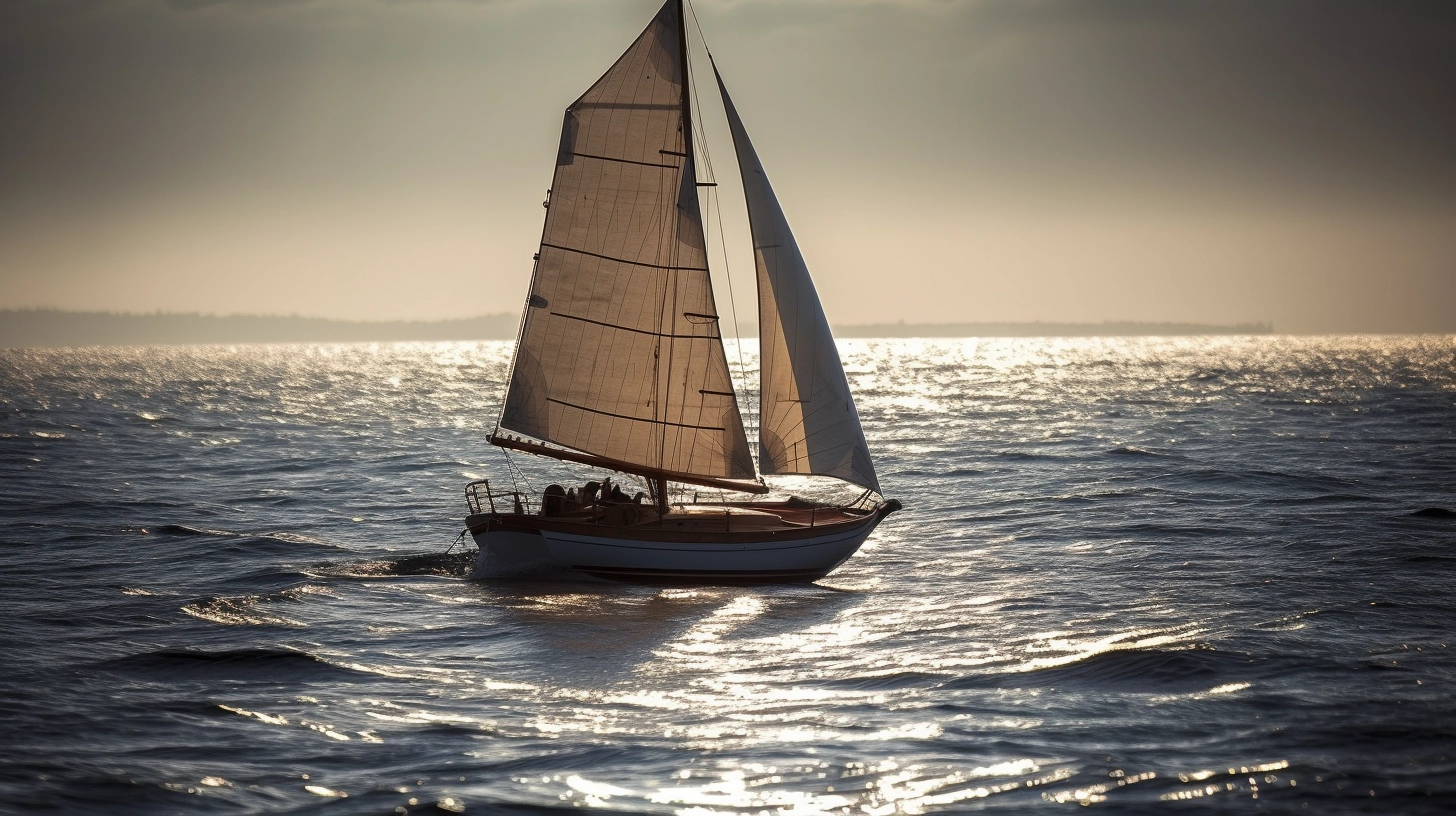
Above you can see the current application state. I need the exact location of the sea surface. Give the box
[1,336,1453,814]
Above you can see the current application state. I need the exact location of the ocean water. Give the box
[0,335,1453,814]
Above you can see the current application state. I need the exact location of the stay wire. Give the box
[684,0,756,458]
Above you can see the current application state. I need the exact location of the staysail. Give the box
[495,0,760,493]
[715,66,881,494]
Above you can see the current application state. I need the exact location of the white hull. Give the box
[467,511,885,583]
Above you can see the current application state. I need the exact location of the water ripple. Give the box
[0,337,1453,813]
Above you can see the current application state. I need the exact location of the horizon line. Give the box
[0,308,1272,329]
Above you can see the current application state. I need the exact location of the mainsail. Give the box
[715,67,882,494]
[495,0,759,493]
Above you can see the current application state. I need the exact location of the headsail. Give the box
[496,0,760,493]
[715,66,881,494]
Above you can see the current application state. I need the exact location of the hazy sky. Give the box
[2,0,1453,332]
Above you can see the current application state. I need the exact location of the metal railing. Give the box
[465,479,534,516]
[467,478,878,523]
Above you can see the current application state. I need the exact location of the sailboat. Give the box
[465,0,900,583]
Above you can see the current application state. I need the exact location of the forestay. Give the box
[715,67,882,494]
[497,0,757,491]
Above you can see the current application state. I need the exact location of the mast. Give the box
[678,0,692,168]
[666,0,693,515]
[659,0,690,516]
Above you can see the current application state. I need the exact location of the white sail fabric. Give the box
[498,0,755,485]
[716,68,881,493]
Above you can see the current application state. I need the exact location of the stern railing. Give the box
[465,479,534,516]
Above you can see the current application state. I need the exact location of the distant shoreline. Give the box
[0,310,1281,348]
[0,310,521,348]
[832,320,1274,338]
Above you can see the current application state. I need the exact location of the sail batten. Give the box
[496,0,756,486]
[539,242,708,272]
[714,65,882,494]
[566,152,682,169]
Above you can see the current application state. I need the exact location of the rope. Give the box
[499,445,527,498]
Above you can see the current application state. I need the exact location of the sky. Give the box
[1,0,1453,333]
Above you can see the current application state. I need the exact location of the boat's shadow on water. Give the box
[312,547,869,686]
[463,577,868,685]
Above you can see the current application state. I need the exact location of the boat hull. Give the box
[466,505,893,584]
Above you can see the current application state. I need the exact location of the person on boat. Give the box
[541,484,567,517]
[580,480,601,506]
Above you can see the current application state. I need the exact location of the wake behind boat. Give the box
[465,0,899,583]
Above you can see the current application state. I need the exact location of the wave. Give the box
[148,524,344,550]
[946,646,1254,692]
[895,467,986,478]
[180,584,334,627]
[227,494,304,507]
[992,450,1076,462]
[1165,466,1358,490]
[152,524,237,537]
[307,551,476,580]
[1106,445,1160,456]
[99,647,372,681]
[1272,493,1382,506]
[819,671,945,691]
[24,499,191,515]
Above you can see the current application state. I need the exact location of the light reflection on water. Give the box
[0,335,1453,812]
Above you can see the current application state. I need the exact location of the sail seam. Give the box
[541,242,708,272]
[547,397,726,431]
[550,311,721,340]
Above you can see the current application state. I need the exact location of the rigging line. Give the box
[684,0,754,461]
[686,0,711,64]
[498,444,526,501]
[711,171,752,447]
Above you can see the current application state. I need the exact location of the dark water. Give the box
[1,336,1453,814]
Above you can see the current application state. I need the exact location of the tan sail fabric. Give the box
[716,68,881,493]
[498,0,755,484]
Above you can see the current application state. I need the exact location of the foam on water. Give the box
[0,336,1453,813]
